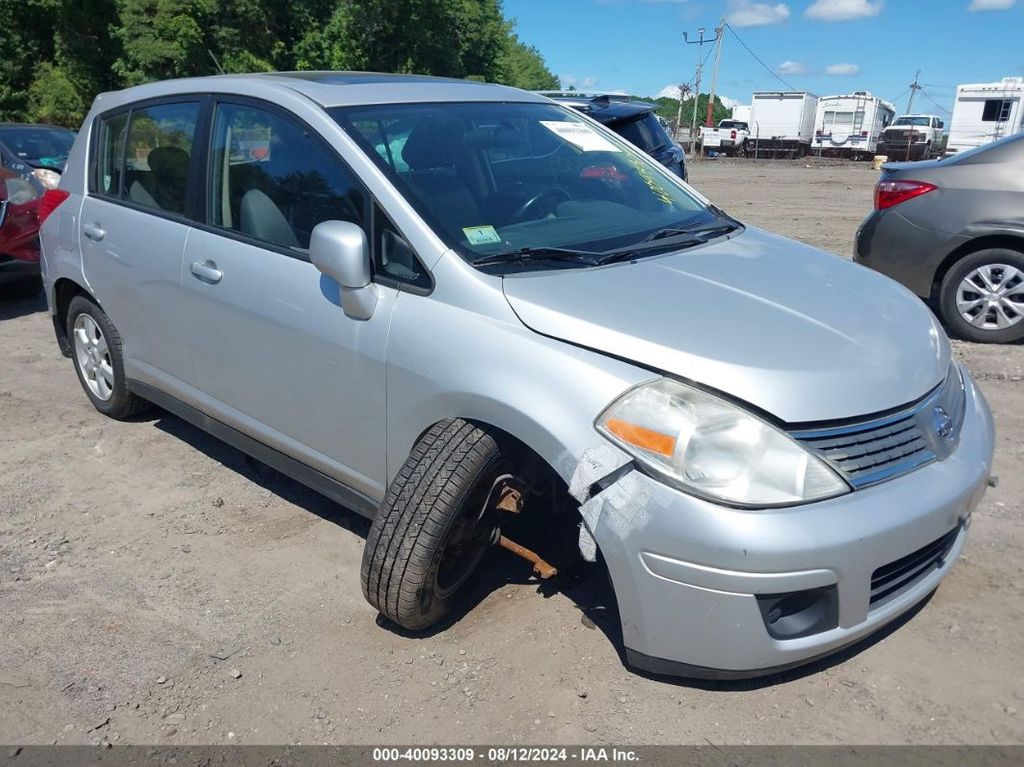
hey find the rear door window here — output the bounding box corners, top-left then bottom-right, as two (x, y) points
(95, 112), (129, 197)
(122, 102), (201, 214)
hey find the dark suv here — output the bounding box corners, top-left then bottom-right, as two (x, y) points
(539, 92), (687, 182)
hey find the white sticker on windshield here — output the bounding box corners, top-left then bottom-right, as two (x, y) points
(539, 121), (621, 153)
(463, 225), (502, 245)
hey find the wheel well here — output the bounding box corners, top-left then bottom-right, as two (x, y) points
(52, 278), (93, 357)
(930, 234), (1024, 301)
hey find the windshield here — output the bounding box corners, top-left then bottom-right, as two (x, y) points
(893, 117), (931, 127)
(333, 102), (713, 268)
(0, 126), (75, 168)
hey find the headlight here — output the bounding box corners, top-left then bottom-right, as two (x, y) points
(596, 379), (850, 507)
(31, 168), (61, 190)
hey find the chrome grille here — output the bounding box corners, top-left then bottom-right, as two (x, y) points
(794, 413), (934, 488)
(790, 365), (966, 490)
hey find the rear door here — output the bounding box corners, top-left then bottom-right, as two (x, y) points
(80, 99), (205, 396)
(179, 98), (402, 501)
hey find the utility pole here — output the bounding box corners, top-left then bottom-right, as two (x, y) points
(675, 83), (690, 138)
(906, 69), (922, 114)
(683, 25), (722, 160)
(705, 18), (726, 128)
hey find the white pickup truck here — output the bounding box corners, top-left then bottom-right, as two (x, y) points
(700, 119), (750, 156)
(877, 114), (946, 161)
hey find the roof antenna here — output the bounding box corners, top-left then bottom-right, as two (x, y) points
(208, 49), (226, 76)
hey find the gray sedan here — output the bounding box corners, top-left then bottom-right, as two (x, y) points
(855, 133), (1024, 344)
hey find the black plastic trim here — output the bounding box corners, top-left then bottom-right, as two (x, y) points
(127, 379), (379, 520)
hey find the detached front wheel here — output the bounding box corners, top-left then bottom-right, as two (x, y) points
(361, 419), (508, 631)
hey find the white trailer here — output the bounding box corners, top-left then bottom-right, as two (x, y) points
(812, 92), (896, 158)
(747, 91), (819, 157)
(731, 104), (752, 124)
(947, 77), (1024, 154)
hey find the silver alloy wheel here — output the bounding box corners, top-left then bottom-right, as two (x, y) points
(73, 314), (114, 401)
(955, 263), (1024, 331)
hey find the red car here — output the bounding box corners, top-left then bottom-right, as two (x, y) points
(0, 165), (42, 298)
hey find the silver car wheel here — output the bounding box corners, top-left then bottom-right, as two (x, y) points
(73, 314), (115, 401)
(955, 263), (1024, 331)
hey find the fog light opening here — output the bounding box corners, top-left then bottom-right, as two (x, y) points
(756, 585), (839, 640)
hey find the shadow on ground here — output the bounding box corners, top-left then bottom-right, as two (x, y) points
(146, 404), (922, 691)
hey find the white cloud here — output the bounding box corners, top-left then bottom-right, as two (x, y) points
(968, 0), (1015, 9)
(559, 75), (576, 86)
(726, 1), (791, 27)
(805, 0), (883, 21)
(778, 60), (808, 75)
(825, 62), (860, 75)
(718, 95), (741, 109)
(657, 84), (694, 100)
(581, 76), (598, 88)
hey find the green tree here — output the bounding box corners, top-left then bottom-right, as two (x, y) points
(499, 34), (557, 90)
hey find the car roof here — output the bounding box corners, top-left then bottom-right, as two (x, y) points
(545, 95), (657, 124)
(88, 71), (549, 113)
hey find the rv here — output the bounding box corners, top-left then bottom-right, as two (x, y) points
(947, 77), (1024, 154)
(748, 91), (819, 157)
(812, 92), (895, 158)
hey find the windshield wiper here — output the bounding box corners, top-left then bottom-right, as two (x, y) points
(473, 246), (602, 267)
(596, 222), (740, 265)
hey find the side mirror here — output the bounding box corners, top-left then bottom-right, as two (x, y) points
(310, 220), (378, 320)
(937, 120), (944, 129)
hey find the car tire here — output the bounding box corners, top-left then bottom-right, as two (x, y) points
(361, 418), (508, 631)
(67, 295), (151, 418)
(0, 275), (42, 300)
(939, 248), (1024, 344)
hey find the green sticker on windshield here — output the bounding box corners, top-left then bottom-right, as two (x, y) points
(463, 225), (502, 246)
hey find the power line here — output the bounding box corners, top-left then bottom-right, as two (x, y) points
(887, 88), (910, 106)
(919, 88), (952, 114)
(724, 22), (813, 95)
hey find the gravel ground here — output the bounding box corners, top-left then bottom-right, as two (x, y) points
(1, 159), (1022, 746)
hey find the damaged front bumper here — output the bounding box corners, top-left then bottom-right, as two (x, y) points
(576, 371), (995, 679)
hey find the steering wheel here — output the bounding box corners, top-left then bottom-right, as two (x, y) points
(511, 188), (572, 223)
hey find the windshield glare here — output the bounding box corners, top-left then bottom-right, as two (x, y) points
(0, 127), (75, 167)
(333, 102), (711, 266)
(893, 117), (931, 127)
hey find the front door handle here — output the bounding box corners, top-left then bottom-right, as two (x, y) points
(83, 223), (105, 241)
(190, 260), (223, 284)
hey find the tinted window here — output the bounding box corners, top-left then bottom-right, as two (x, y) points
(123, 102), (200, 214)
(982, 99), (1013, 122)
(614, 113), (669, 153)
(96, 112), (128, 197)
(208, 103), (365, 252)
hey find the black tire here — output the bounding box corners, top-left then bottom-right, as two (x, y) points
(939, 248), (1024, 344)
(361, 418), (508, 631)
(66, 295), (151, 418)
(0, 275), (42, 300)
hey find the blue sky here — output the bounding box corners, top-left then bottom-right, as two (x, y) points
(505, 0), (1024, 113)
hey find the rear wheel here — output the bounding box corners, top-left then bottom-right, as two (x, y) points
(361, 419), (509, 631)
(67, 295), (151, 418)
(939, 249), (1024, 344)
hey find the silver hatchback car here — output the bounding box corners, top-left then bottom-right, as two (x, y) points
(40, 73), (995, 679)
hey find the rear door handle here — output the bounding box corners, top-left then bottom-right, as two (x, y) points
(189, 260), (223, 284)
(83, 223), (105, 241)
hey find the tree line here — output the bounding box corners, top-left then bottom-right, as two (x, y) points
(0, 0), (560, 127)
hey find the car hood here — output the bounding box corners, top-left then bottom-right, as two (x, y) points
(501, 227), (950, 424)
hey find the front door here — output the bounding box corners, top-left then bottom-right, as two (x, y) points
(180, 100), (395, 501)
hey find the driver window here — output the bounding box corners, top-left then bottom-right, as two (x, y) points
(208, 103), (366, 253)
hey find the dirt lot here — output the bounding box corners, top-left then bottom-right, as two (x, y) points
(1, 159), (1022, 746)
